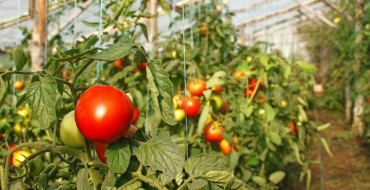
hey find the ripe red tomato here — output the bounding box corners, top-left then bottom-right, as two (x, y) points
(14, 81), (25, 90)
(138, 62), (147, 71)
(204, 121), (225, 143)
(180, 97), (201, 117)
(187, 78), (206, 97)
(114, 59), (124, 69)
(249, 79), (258, 90)
(75, 85), (134, 144)
(245, 88), (253, 97)
(219, 139), (233, 155)
(289, 122), (297, 134)
(94, 142), (107, 164)
(213, 86), (223, 93)
(132, 107), (140, 123)
(60, 111), (85, 149)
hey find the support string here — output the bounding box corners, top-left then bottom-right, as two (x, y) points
(96, 0), (104, 80)
(73, 0), (77, 49)
(44, 0), (49, 65)
(12, 0), (22, 107)
(181, 3), (189, 160)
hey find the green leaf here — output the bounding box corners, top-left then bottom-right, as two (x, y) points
(298, 105), (308, 122)
(320, 137), (333, 157)
(252, 176), (266, 187)
(268, 131), (282, 145)
(137, 134), (184, 181)
(26, 75), (57, 129)
(258, 54), (272, 70)
(146, 60), (176, 125)
(263, 104), (276, 122)
(185, 154), (230, 176)
(241, 106), (254, 118)
(291, 142), (303, 165)
(0, 76), (10, 107)
(158, 0), (171, 15)
(187, 179), (208, 190)
(268, 171), (286, 184)
(12, 46), (29, 71)
(138, 23), (149, 42)
(283, 65), (291, 79)
(77, 168), (90, 190)
(197, 104), (210, 134)
(37, 174), (49, 190)
(119, 181), (142, 190)
(316, 123), (331, 131)
(106, 140), (131, 174)
(296, 61), (317, 73)
(206, 71), (226, 88)
(205, 171), (251, 189)
(86, 41), (136, 61)
(101, 172), (116, 189)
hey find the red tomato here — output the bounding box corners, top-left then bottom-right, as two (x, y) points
(249, 79), (258, 90)
(289, 122), (297, 134)
(219, 139), (233, 155)
(204, 121), (225, 143)
(75, 85), (134, 144)
(181, 97), (201, 117)
(138, 62), (147, 71)
(132, 107), (140, 123)
(221, 101), (230, 112)
(0, 133), (3, 140)
(245, 88), (253, 97)
(212, 86), (223, 93)
(94, 142), (107, 164)
(187, 78), (207, 97)
(114, 59), (124, 69)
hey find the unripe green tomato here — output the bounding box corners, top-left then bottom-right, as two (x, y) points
(280, 100), (287, 107)
(60, 111), (85, 149)
(175, 109), (186, 122)
(28, 156), (45, 176)
(211, 96), (223, 111)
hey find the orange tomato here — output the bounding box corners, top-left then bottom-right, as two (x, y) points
(219, 139), (233, 155)
(14, 81), (25, 90)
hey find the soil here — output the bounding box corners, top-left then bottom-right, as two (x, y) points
(307, 110), (370, 190)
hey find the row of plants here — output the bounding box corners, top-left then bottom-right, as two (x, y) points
(0, 0), (330, 189)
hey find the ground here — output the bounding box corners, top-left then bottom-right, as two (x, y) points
(307, 110), (370, 190)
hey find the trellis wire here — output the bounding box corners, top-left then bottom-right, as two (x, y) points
(96, 0), (104, 80)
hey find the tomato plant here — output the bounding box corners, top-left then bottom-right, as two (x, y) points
(75, 85), (134, 144)
(60, 111), (85, 149)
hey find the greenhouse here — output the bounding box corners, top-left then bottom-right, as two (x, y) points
(0, 0), (369, 189)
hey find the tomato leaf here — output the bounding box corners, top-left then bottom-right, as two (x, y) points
(138, 23), (148, 42)
(252, 176), (267, 187)
(268, 131), (282, 145)
(197, 104), (210, 134)
(146, 60), (176, 125)
(26, 75), (57, 129)
(206, 71), (226, 88)
(205, 171), (251, 189)
(37, 174), (49, 190)
(76, 168), (90, 190)
(105, 140), (131, 174)
(186, 179), (208, 190)
(101, 172), (116, 189)
(0, 76), (10, 107)
(268, 171), (286, 184)
(12, 46), (29, 71)
(136, 134), (184, 182)
(263, 104), (276, 122)
(86, 41), (136, 61)
(296, 61), (317, 73)
(185, 154), (230, 176)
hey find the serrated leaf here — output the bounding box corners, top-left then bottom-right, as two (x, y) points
(263, 104), (275, 122)
(268, 171), (286, 184)
(0, 76), (10, 107)
(185, 154), (230, 176)
(137, 134), (184, 181)
(205, 171), (251, 190)
(187, 178), (208, 190)
(77, 168), (90, 190)
(86, 41), (136, 61)
(146, 60), (176, 125)
(106, 140), (131, 174)
(26, 75), (57, 129)
(252, 176), (266, 187)
(12, 46), (28, 71)
(268, 131), (282, 145)
(296, 61), (317, 73)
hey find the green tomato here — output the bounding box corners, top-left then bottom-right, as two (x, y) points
(175, 109), (186, 122)
(28, 156), (45, 176)
(60, 111), (85, 149)
(211, 96), (223, 111)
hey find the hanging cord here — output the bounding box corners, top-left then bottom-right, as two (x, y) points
(96, 0), (104, 80)
(72, 0), (77, 48)
(44, 0), (49, 65)
(12, 0), (22, 107)
(181, 3), (189, 160)
(313, 109), (325, 190)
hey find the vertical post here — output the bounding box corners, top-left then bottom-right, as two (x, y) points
(30, 0), (47, 71)
(352, 0), (364, 136)
(146, 0), (158, 52)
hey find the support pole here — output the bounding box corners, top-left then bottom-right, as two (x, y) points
(146, 0), (158, 52)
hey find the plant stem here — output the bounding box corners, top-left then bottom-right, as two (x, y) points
(177, 176), (195, 190)
(118, 177), (139, 189)
(132, 172), (168, 190)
